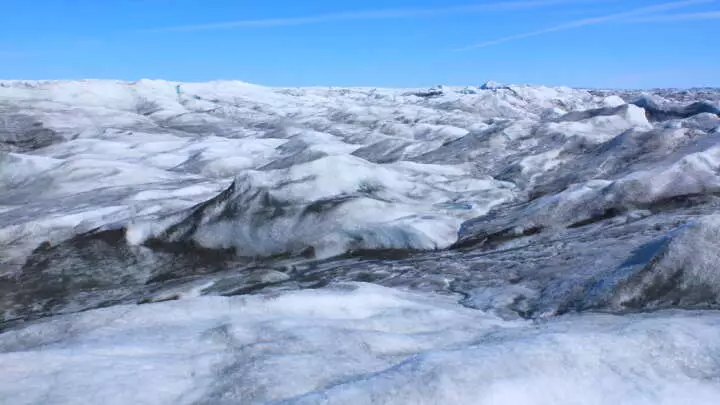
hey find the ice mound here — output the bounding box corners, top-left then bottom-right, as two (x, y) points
(569, 215), (720, 312)
(1, 283), (719, 405)
(0, 112), (64, 152)
(632, 94), (720, 121)
(601, 95), (626, 107)
(542, 104), (652, 143)
(127, 155), (516, 259)
(458, 141), (720, 244)
(480, 80), (507, 90)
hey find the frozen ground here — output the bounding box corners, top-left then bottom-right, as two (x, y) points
(1, 80), (720, 404)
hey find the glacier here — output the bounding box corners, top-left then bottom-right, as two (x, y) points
(1, 79), (720, 404)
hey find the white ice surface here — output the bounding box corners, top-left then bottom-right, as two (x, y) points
(0, 283), (718, 405)
(2, 80), (720, 404)
(3, 79), (603, 263)
(126, 154), (516, 258)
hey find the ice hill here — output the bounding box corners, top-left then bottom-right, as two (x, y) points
(1, 79), (720, 405)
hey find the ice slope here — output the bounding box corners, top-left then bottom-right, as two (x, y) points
(1, 80), (545, 267)
(1, 284), (719, 405)
(125, 155), (515, 259)
(0, 79), (611, 272)
(2, 79), (720, 404)
(1, 80), (720, 318)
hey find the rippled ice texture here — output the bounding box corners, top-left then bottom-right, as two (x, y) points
(3, 284), (720, 405)
(1, 80), (720, 404)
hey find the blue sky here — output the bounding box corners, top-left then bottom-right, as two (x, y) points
(0, 0), (718, 88)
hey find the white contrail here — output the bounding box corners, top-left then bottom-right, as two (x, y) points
(630, 10), (720, 21)
(456, 0), (715, 50)
(149, 0), (605, 32)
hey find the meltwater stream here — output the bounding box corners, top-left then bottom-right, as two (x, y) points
(1, 80), (720, 404)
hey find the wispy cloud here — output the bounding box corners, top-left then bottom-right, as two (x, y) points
(148, 0), (603, 32)
(629, 10), (720, 21)
(456, 0), (715, 50)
